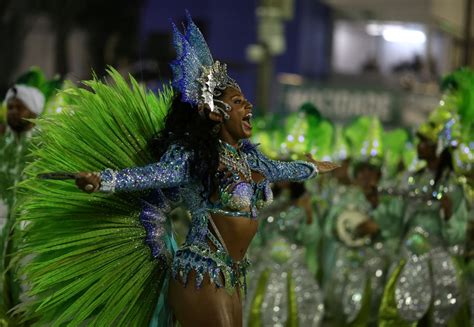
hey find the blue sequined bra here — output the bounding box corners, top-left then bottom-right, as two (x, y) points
(209, 140), (274, 218)
(210, 180), (273, 218)
(98, 140), (317, 292)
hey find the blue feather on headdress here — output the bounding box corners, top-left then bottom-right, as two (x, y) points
(170, 11), (240, 114)
(170, 10), (214, 107)
(183, 11), (213, 66)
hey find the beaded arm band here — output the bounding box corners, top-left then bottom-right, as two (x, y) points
(98, 144), (192, 193)
(244, 147), (318, 182)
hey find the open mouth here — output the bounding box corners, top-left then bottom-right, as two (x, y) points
(242, 113), (252, 131)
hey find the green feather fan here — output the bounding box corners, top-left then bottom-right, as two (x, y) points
(13, 68), (173, 326)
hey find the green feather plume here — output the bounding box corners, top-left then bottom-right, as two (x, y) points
(13, 68), (173, 326)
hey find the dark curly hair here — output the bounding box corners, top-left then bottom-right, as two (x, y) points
(148, 93), (220, 195)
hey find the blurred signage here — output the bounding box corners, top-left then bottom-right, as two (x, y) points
(279, 83), (394, 121)
(277, 83), (439, 126)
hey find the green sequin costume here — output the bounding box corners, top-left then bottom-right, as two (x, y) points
(379, 68), (474, 326)
(246, 187), (324, 327)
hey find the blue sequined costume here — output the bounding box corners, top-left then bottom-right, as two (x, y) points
(99, 140), (317, 293)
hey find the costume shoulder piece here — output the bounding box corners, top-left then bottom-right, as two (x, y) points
(13, 68), (175, 326)
(241, 139), (317, 182)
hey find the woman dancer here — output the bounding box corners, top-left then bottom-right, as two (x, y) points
(14, 12), (336, 326)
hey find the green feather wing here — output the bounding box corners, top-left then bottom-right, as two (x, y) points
(14, 68), (173, 326)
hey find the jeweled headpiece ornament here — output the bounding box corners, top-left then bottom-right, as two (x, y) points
(170, 11), (240, 118)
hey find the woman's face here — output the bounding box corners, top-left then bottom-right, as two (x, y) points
(218, 87), (253, 143)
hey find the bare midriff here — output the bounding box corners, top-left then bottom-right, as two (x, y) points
(210, 212), (258, 261)
(208, 170), (263, 261)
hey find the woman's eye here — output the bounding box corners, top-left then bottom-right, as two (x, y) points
(234, 99), (241, 104)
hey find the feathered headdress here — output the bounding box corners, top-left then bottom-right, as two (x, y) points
(345, 116), (384, 167)
(170, 11), (240, 116)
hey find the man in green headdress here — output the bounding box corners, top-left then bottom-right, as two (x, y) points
(443, 69), (474, 260)
(290, 105), (337, 275)
(245, 104), (331, 327)
(321, 115), (401, 326)
(375, 128), (412, 254)
(0, 67), (61, 323)
(452, 137), (474, 263)
(379, 68), (474, 326)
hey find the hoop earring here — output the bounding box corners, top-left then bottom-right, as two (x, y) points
(214, 99), (231, 120)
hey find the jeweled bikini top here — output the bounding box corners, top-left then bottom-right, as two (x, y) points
(210, 140), (273, 218)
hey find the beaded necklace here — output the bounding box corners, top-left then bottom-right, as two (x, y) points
(218, 140), (252, 182)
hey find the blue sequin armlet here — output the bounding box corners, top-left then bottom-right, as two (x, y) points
(98, 144), (192, 193)
(241, 140), (318, 182)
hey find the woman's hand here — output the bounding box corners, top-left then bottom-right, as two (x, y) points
(75, 172), (101, 193)
(305, 153), (340, 174)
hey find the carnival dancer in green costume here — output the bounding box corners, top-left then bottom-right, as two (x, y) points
(12, 13), (338, 326)
(376, 128), (412, 259)
(452, 131), (474, 325)
(284, 103), (335, 276)
(245, 104), (331, 327)
(321, 116), (403, 326)
(379, 68), (474, 326)
(246, 181), (325, 327)
(315, 123), (353, 241)
(0, 67), (61, 323)
(315, 123), (351, 289)
(452, 127), (474, 324)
